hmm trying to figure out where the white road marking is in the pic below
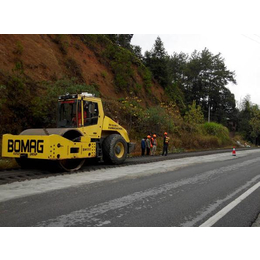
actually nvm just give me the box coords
[200,181,260,227]
[180,175,260,227]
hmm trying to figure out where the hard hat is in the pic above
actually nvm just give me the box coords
[164,132,167,135]
[153,134,156,138]
[147,135,151,138]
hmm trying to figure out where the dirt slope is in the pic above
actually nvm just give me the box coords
[0,34,165,103]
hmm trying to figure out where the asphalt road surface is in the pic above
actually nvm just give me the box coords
[1,149,260,227]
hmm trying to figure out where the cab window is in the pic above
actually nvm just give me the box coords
[83,101,99,126]
[57,100,77,128]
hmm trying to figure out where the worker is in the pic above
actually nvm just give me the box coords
[151,134,157,155]
[73,105,87,127]
[146,135,151,155]
[162,132,170,156]
[141,137,146,156]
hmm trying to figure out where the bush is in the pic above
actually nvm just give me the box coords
[199,122,231,146]
[52,35,69,55]
[141,106,175,134]
[184,100,204,126]
[13,41,24,55]
[0,139,19,170]
[138,65,152,92]
[65,58,84,82]
[105,45,134,92]
[0,75,36,135]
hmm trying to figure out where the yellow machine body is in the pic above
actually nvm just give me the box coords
[2,93,132,165]
[2,134,96,160]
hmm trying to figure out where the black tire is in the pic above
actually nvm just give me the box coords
[102,134,127,164]
[58,158,86,172]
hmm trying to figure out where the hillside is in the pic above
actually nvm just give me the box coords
[0,34,165,103]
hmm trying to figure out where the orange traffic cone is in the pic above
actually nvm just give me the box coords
[232,147,236,156]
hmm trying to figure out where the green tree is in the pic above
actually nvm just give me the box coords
[144,36,170,88]
[166,52,188,110]
[249,105,260,144]
[238,95,253,141]
[131,45,143,61]
[0,75,36,135]
[165,82,185,111]
[106,34,133,50]
[238,96,260,144]
[117,34,133,49]
[184,100,204,125]
[168,52,189,84]
[169,48,236,123]
[189,49,236,116]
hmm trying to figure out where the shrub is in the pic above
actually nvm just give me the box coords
[13,60,24,74]
[184,101,204,126]
[101,71,107,78]
[106,46,134,91]
[0,75,35,135]
[52,35,69,55]
[13,41,24,55]
[200,122,231,146]
[179,133,220,150]
[138,65,152,91]
[65,58,84,82]
[138,106,175,135]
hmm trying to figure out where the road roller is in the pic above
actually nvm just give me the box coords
[2,92,135,171]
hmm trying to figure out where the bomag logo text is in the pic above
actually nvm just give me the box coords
[8,139,44,153]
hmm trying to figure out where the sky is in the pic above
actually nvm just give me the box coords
[131,34,260,107]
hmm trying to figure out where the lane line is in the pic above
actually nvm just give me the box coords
[180,175,260,227]
[200,181,260,227]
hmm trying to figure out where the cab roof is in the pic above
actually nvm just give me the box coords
[58,92,100,101]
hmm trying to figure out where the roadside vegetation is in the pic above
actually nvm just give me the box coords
[0,142,18,170]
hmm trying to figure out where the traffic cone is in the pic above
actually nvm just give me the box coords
[232,147,236,156]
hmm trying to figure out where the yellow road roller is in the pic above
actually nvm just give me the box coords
[2,92,135,171]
